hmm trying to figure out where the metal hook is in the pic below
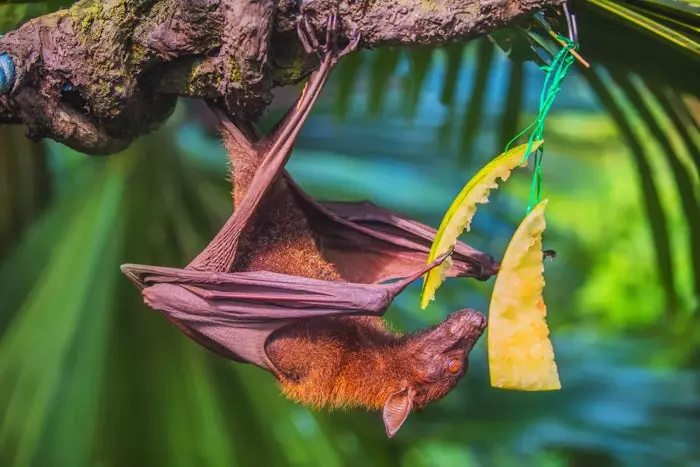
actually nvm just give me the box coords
[562,2,579,44]
[533,2,590,68]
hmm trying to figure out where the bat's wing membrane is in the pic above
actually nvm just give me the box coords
[285,174,498,284]
[120,251,450,372]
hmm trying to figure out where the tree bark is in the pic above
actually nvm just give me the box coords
[0,0,562,155]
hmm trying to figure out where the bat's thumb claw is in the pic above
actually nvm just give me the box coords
[395,248,454,290]
[433,247,455,265]
[120,264,147,290]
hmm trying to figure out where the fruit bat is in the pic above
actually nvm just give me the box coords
[121,15,495,437]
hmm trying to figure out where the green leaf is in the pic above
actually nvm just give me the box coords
[458,39,496,163]
[585,0,700,60]
[583,68,680,315]
[498,61,525,148]
[403,46,434,119]
[367,47,402,117]
[0,157,128,467]
[0,4,53,32]
[488,28,550,67]
[612,73,700,305]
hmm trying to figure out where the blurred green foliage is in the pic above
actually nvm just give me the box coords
[1,1,700,466]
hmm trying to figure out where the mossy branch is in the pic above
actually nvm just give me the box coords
[0,0,563,155]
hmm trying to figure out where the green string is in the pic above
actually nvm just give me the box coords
[505,34,577,213]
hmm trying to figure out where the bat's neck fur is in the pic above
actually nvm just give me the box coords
[225,133,412,410]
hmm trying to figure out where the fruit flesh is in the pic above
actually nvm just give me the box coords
[420,141,543,310]
[487,199,561,391]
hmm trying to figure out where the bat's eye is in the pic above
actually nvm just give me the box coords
[447,358,461,375]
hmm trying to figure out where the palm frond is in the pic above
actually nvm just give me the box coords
[0,127,51,258]
[0,3,56,32]
[1,2,699,466]
[366,47,402,117]
[611,73,700,303]
[0,155,129,467]
[583,0,700,60]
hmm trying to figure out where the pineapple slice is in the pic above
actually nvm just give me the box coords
[488,199,560,390]
[420,141,543,310]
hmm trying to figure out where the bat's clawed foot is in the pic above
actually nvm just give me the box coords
[296,13,361,64]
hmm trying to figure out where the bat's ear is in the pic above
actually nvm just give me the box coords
[382,387,416,438]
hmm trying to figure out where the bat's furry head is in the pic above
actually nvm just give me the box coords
[383,308,486,437]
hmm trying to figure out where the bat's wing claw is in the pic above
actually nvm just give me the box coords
[434,247,455,265]
[120,264,148,290]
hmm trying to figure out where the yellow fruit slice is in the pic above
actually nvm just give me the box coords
[420,140,543,310]
[487,199,560,391]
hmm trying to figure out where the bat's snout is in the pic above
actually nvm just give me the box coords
[440,309,486,354]
[447,308,487,335]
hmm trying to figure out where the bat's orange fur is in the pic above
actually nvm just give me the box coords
[268,316,423,411]
[224,131,416,410]
[220,123,483,418]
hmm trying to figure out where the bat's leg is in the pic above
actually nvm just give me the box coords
[206,103,264,205]
[262,15,360,149]
[207,103,256,155]
[232,15,359,225]
[188,14,360,273]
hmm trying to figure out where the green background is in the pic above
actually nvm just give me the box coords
[1,1,699,466]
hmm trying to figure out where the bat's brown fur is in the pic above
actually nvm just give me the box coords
[223,130,477,413]
[225,131,342,281]
[268,316,405,410]
[233,179,342,281]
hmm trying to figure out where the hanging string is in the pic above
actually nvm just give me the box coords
[505,34,577,213]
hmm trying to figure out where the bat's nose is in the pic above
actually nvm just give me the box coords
[447,309,487,336]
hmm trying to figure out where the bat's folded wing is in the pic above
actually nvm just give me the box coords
[120,252,449,372]
[285,174,498,284]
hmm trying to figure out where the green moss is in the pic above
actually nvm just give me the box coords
[111,0,129,24]
[70,1,103,33]
[70,0,134,43]
[130,43,147,64]
[96,77,111,97]
[186,60,221,96]
[273,55,305,84]
[187,62,202,93]
[420,0,440,12]
[229,58,242,83]
[69,0,105,44]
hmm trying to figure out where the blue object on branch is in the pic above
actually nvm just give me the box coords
[0,52,15,94]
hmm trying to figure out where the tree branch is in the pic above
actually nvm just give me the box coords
[0,0,563,155]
